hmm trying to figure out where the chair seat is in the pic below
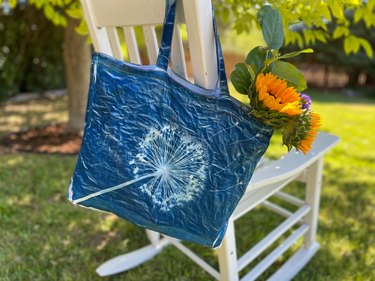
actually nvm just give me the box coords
[79,0,340,279]
[249,132,338,191]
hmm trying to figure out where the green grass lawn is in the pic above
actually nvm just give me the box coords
[0,90,374,281]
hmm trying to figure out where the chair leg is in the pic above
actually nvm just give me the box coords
[218,218,239,281]
[304,158,324,249]
[146,229,161,245]
[96,238,170,276]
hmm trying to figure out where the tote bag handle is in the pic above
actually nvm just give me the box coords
[156,0,230,96]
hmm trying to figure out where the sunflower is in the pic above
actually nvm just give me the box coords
[282,111,321,154]
[297,112,321,154]
[255,73,302,116]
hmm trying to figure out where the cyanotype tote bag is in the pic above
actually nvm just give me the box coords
[68,0,273,248]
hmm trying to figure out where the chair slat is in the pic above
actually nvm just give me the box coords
[107,27,123,60]
[123,27,142,64]
[91,0,185,27]
[80,0,112,55]
[142,26,159,64]
[182,0,218,89]
[171,25,188,79]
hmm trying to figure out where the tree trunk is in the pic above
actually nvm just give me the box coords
[64,17,91,133]
[347,68,360,88]
[365,72,375,86]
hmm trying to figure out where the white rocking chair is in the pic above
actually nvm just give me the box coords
[80,0,339,280]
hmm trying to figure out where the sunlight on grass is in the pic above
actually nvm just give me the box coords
[0,90,374,280]
[0,97,68,138]
[5,155,24,166]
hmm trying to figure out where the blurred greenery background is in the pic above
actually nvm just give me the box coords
[0,0,374,280]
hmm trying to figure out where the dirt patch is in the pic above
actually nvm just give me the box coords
[1,123,81,154]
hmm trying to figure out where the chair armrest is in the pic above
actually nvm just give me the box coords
[248,132,339,190]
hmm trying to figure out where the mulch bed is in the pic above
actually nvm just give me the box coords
[1,123,82,155]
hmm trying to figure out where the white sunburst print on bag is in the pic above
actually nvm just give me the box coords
[130,125,208,211]
[72,125,209,211]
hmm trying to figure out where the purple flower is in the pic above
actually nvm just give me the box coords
[299,93,312,110]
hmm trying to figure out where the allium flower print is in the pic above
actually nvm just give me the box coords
[129,125,208,211]
[72,125,209,211]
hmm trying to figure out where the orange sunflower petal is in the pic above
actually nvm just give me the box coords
[255,73,301,116]
[298,112,321,154]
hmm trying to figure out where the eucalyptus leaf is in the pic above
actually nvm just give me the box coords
[257,5,273,27]
[271,61,306,91]
[248,65,256,82]
[278,48,314,59]
[245,46,269,75]
[230,63,252,95]
[262,8,284,50]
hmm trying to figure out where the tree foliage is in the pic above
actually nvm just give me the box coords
[215,0,375,58]
[1,0,87,34]
[0,4,65,99]
[2,0,374,57]
[282,8,375,87]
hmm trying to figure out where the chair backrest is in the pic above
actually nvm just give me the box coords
[81,0,219,89]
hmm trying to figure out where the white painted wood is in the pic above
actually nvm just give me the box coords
[107,27,123,60]
[80,0,112,55]
[249,133,339,191]
[146,230,161,246]
[233,176,300,221]
[123,26,142,64]
[267,242,320,281]
[218,219,239,281]
[182,0,218,88]
[170,2,188,78]
[274,191,305,207]
[168,239,221,280]
[241,224,309,281]
[237,205,310,271]
[232,133,339,220]
[90,0,185,27]
[171,26,188,78]
[142,25,159,64]
[96,238,170,276]
[261,200,294,218]
[304,158,324,249]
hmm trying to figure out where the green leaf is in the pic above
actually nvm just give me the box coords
[66,7,83,19]
[245,46,269,74]
[303,30,316,45]
[230,63,252,95]
[278,49,314,59]
[9,0,17,8]
[314,31,327,43]
[261,8,284,50]
[333,26,349,39]
[347,35,360,53]
[354,8,364,24]
[358,38,373,58]
[257,5,273,26]
[344,37,351,54]
[329,0,344,19]
[271,61,306,91]
[43,4,54,21]
[75,19,88,36]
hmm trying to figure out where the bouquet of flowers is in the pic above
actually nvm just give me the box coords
[231,6,321,154]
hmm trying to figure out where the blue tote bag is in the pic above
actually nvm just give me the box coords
[68,0,273,248]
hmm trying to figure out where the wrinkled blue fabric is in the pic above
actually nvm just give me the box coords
[68,0,273,248]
